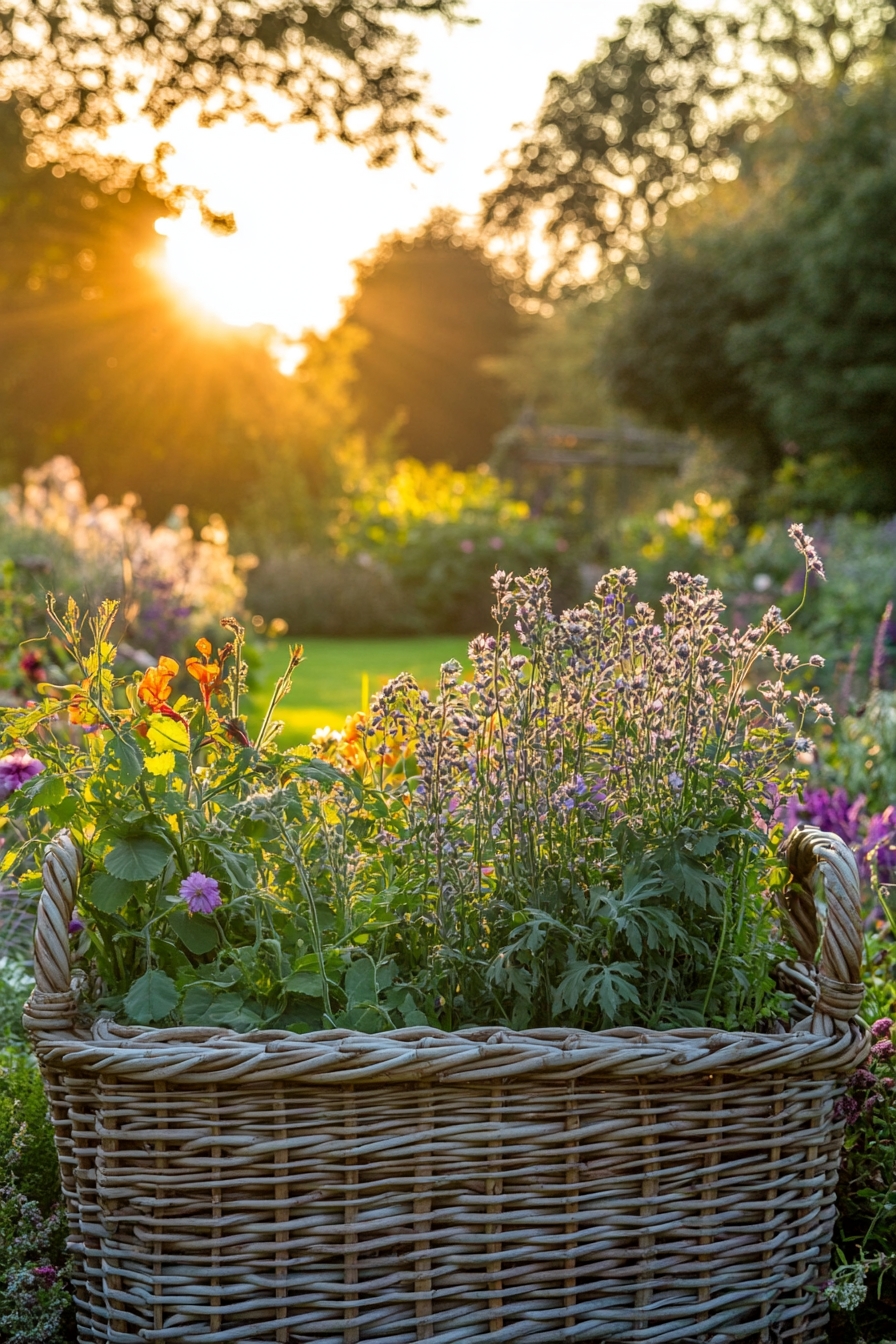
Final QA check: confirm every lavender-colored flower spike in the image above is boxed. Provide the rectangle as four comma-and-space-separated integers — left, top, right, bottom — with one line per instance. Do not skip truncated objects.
180, 871, 222, 915
0, 750, 45, 801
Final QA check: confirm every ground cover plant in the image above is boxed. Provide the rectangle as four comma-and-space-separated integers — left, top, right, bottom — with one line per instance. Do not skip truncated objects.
0, 525, 830, 1035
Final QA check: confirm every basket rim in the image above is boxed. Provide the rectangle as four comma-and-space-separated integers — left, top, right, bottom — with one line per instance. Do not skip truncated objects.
29, 1017, 869, 1084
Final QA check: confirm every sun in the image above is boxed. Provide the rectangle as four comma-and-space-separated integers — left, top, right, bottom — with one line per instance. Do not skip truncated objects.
155, 207, 263, 330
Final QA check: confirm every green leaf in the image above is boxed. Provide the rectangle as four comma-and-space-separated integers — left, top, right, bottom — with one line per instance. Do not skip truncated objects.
28, 774, 66, 809
205, 842, 256, 892
344, 955, 377, 1008
105, 835, 171, 882
110, 734, 143, 786
48, 796, 79, 826
298, 758, 362, 800
124, 969, 179, 1024
168, 908, 219, 955
692, 831, 720, 857
88, 873, 138, 913
284, 970, 323, 997
181, 983, 215, 1024
397, 991, 429, 1028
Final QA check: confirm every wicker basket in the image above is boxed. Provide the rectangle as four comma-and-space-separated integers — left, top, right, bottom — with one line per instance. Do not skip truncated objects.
25, 826, 869, 1344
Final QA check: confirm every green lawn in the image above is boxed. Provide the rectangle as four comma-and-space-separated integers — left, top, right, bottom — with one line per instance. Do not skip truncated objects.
244, 636, 472, 745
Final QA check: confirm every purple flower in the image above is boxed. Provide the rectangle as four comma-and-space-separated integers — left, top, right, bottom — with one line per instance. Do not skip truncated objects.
850, 1068, 877, 1091
668, 771, 684, 792
179, 871, 222, 915
871, 1039, 894, 1061
68, 916, 85, 935
0, 750, 44, 801
32, 1265, 57, 1287
833, 1095, 861, 1125
871, 1017, 894, 1040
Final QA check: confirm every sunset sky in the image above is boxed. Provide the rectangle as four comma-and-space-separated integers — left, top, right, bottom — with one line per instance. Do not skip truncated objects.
107, 1, 628, 341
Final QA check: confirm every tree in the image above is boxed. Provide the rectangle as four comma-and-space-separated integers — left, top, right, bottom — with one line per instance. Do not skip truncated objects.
0, 0, 466, 180
481, 0, 894, 301
0, 102, 358, 524
599, 67, 896, 512
339, 214, 519, 467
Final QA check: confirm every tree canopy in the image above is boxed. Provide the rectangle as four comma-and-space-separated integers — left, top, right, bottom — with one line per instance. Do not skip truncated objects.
600, 65, 896, 512
0, 0, 466, 179
339, 214, 519, 467
481, 0, 895, 301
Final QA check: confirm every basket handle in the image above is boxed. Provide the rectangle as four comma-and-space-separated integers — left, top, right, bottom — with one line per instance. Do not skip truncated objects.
783, 825, 864, 1035
22, 830, 81, 1035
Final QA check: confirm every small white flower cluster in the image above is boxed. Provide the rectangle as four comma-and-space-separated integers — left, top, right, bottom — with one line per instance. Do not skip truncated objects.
824, 1261, 867, 1311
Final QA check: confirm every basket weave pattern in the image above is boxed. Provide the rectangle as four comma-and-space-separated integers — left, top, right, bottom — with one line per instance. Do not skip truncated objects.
26, 828, 868, 1344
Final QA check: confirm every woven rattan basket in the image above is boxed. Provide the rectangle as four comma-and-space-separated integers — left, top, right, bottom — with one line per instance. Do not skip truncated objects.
25, 825, 869, 1344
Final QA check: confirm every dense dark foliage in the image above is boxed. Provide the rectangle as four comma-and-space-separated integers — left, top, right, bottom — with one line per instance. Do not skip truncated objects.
340, 216, 519, 467
481, 0, 894, 299
601, 68, 896, 512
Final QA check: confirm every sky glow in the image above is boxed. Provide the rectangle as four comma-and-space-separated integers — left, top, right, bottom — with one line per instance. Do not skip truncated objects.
108, 1, 629, 339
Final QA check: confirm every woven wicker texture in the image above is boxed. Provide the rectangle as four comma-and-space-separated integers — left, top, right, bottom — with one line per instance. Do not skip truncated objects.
26, 827, 868, 1344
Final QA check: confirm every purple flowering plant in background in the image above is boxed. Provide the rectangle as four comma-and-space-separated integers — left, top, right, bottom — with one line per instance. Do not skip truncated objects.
782, 787, 896, 887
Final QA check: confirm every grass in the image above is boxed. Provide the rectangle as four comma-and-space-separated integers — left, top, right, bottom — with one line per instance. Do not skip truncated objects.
244, 636, 472, 745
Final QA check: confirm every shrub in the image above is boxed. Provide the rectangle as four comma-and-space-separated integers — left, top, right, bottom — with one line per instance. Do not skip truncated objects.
331, 457, 575, 632
0, 456, 253, 658
0, 1045, 60, 1213
247, 550, 415, 637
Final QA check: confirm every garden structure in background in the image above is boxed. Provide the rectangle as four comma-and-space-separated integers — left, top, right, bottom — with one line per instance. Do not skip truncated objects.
0, 525, 876, 1341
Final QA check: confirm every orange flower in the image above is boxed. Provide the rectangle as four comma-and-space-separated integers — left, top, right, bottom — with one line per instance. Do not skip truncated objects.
69, 680, 99, 726
186, 641, 221, 711
138, 656, 179, 712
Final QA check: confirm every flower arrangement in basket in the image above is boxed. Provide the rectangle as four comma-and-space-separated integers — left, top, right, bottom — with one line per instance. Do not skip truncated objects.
2, 524, 870, 1344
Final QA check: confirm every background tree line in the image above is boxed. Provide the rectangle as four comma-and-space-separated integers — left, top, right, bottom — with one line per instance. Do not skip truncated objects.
0, 0, 894, 626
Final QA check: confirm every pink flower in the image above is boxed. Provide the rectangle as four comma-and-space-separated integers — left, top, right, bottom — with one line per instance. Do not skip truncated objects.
871, 1039, 894, 1061
179, 872, 222, 915
871, 1017, 894, 1039
459, 539, 475, 554
850, 1067, 877, 1091
0, 750, 44, 801
488, 536, 504, 551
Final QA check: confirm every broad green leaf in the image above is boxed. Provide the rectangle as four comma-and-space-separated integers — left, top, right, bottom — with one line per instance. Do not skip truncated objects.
692, 831, 720, 857
168, 908, 219, 954
148, 718, 190, 754
124, 969, 179, 1024
28, 775, 66, 809
88, 873, 138, 913
110, 735, 143, 786
105, 835, 171, 882
49, 796, 79, 826
145, 751, 175, 776
181, 983, 215, 1024
284, 970, 323, 997
397, 992, 429, 1028
344, 955, 377, 1008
